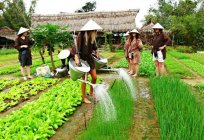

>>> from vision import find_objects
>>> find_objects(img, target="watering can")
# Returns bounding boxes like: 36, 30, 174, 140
69, 58, 90, 81
93, 55, 108, 70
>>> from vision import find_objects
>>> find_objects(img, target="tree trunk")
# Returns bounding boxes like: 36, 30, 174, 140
39, 50, 45, 64
50, 47, 55, 70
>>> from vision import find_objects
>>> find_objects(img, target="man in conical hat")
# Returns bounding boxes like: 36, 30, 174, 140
151, 23, 172, 76
14, 27, 34, 80
71, 19, 102, 104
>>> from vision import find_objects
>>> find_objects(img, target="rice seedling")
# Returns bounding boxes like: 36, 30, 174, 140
78, 80, 134, 140
150, 77, 204, 140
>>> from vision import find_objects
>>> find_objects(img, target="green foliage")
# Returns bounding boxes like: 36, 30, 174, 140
0, 79, 82, 139
104, 32, 114, 52
115, 51, 155, 76
75, 1, 96, 13
1, 0, 38, 30
0, 77, 59, 112
0, 78, 19, 91
0, 48, 18, 55
150, 77, 204, 140
174, 46, 195, 53
165, 54, 193, 78
78, 80, 134, 139
32, 23, 73, 69
32, 23, 73, 49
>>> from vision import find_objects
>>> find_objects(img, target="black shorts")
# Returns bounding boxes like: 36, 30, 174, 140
19, 54, 32, 67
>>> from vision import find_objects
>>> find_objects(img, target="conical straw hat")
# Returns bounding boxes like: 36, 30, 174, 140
80, 19, 102, 31
58, 50, 70, 59
152, 23, 164, 29
17, 27, 30, 35
130, 29, 140, 34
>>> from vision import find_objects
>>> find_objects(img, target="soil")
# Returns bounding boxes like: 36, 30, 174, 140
129, 77, 160, 140
50, 103, 94, 140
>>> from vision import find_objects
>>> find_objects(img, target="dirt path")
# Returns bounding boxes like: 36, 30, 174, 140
130, 77, 160, 140
50, 103, 94, 140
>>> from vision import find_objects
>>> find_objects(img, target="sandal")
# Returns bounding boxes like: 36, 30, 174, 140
132, 74, 138, 77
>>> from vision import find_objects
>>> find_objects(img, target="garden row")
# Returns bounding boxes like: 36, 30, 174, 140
0, 77, 59, 112
0, 55, 60, 76
78, 80, 134, 139
150, 77, 203, 139
0, 78, 20, 91
0, 79, 82, 139
168, 51, 204, 77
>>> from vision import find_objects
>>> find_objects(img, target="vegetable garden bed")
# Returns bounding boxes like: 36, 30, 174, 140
150, 77, 204, 139
0, 77, 59, 112
0, 79, 82, 139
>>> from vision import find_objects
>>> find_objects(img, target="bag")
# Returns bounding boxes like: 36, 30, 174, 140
36, 65, 51, 76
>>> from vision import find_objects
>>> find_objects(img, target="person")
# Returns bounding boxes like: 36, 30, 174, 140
14, 27, 33, 80
151, 23, 172, 76
72, 19, 102, 104
128, 29, 143, 77
124, 31, 131, 73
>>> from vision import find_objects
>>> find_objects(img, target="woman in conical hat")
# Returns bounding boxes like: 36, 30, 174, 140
151, 23, 172, 76
14, 27, 34, 80
123, 31, 131, 72
72, 19, 102, 104
128, 29, 143, 77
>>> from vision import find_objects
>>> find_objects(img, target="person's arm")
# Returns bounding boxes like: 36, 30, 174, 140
14, 38, 21, 51
159, 33, 172, 50
74, 32, 82, 66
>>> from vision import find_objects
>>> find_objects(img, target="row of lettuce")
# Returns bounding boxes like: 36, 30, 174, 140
0, 79, 82, 139
0, 77, 59, 112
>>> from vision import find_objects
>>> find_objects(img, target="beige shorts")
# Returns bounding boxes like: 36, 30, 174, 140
153, 51, 164, 62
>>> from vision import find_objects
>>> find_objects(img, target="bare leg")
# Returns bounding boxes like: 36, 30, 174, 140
133, 64, 139, 76
20, 66, 26, 77
81, 76, 91, 104
155, 61, 159, 77
89, 68, 97, 95
26, 66, 33, 78
129, 60, 134, 75
159, 62, 165, 76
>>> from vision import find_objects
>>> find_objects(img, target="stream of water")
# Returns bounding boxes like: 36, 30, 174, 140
117, 68, 136, 99
94, 84, 116, 121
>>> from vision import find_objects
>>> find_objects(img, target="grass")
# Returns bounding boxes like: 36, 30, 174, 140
165, 54, 193, 78
169, 51, 204, 65
180, 59, 204, 77
0, 48, 18, 55
78, 80, 134, 140
0, 55, 60, 76
150, 77, 204, 140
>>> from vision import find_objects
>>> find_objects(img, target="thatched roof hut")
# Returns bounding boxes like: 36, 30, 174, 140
31, 9, 139, 32
0, 26, 16, 40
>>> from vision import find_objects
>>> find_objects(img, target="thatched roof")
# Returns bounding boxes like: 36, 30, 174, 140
0, 26, 16, 40
140, 22, 154, 33
31, 9, 139, 32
